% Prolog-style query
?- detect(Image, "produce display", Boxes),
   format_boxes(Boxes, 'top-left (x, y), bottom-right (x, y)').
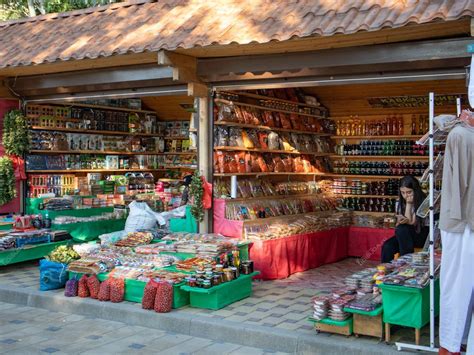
top-left (46, 245), bottom-right (80, 264)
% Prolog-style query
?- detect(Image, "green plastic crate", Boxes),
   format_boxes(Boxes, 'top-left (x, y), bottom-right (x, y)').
top-left (180, 271), bottom-right (259, 310)
top-left (379, 280), bottom-right (440, 329)
top-left (0, 240), bottom-right (72, 266)
top-left (68, 271), bottom-right (189, 309)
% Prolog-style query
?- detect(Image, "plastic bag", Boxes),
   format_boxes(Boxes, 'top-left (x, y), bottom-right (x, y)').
top-left (154, 281), bottom-right (173, 313)
top-left (241, 130), bottom-right (254, 149)
top-left (279, 113), bottom-right (292, 129)
top-left (217, 104), bottom-right (235, 122)
top-left (267, 132), bottom-right (280, 150)
top-left (142, 279), bottom-right (158, 310)
top-left (98, 279), bottom-right (111, 301)
top-left (87, 275), bottom-right (100, 299)
top-left (124, 201), bottom-right (159, 233)
top-left (64, 278), bottom-right (78, 297)
top-left (78, 275), bottom-right (90, 298)
top-left (235, 152), bottom-right (246, 173)
top-left (39, 259), bottom-right (68, 291)
top-left (110, 277), bottom-right (125, 303)
top-left (215, 127), bottom-right (229, 147)
top-left (229, 128), bottom-right (244, 147)
top-left (202, 176), bottom-right (213, 210)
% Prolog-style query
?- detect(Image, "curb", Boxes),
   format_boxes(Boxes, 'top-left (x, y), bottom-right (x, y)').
top-left (0, 284), bottom-right (409, 354)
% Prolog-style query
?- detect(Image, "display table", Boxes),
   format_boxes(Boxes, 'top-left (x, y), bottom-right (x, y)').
top-left (347, 226), bottom-right (394, 261)
top-left (51, 219), bottom-right (126, 242)
top-left (249, 227), bottom-right (348, 280)
top-left (380, 280), bottom-right (440, 345)
top-left (0, 240), bottom-right (72, 266)
top-left (169, 206), bottom-right (197, 233)
top-left (308, 317), bottom-right (353, 336)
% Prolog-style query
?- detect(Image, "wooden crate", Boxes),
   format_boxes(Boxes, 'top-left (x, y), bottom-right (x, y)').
top-left (353, 313), bottom-right (383, 338)
top-left (313, 318), bottom-right (353, 336)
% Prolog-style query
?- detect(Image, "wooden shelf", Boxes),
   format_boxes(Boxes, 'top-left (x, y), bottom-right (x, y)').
top-left (39, 101), bottom-right (156, 114)
top-left (231, 91), bottom-right (324, 110)
top-left (30, 126), bottom-right (162, 137)
top-left (214, 98), bottom-right (324, 119)
top-left (28, 150), bottom-right (196, 156)
top-left (326, 173), bottom-right (404, 179)
top-left (222, 193), bottom-right (321, 202)
top-left (331, 135), bottom-right (422, 140)
top-left (164, 136), bottom-right (190, 140)
top-left (352, 211), bottom-right (395, 216)
top-left (329, 155), bottom-right (429, 160)
top-left (214, 121), bottom-right (331, 136)
top-left (27, 167), bottom-right (196, 173)
top-left (239, 210), bottom-right (334, 225)
top-left (214, 146), bottom-right (331, 156)
top-left (214, 172), bottom-right (327, 177)
top-left (332, 194), bottom-right (398, 199)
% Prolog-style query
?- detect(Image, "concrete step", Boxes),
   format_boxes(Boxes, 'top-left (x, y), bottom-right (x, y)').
top-left (0, 283), bottom-right (410, 355)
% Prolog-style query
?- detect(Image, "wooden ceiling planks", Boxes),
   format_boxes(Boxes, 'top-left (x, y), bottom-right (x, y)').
top-left (303, 79), bottom-right (466, 117)
top-left (142, 95), bottom-right (193, 121)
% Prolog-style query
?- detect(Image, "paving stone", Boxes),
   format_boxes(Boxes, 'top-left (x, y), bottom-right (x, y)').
top-left (193, 341), bottom-right (241, 355)
top-left (41, 347), bottom-right (60, 353)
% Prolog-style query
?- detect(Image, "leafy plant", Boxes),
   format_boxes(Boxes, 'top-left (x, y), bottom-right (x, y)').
top-left (2, 109), bottom-right (30, 156)
top-left (0, 157), bottom-right (16, 206)
top-left (189, 170), bottom-right (204, 222)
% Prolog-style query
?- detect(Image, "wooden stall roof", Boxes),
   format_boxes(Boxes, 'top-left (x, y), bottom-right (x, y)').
top-left (0, 0), bottom-right (473, 75)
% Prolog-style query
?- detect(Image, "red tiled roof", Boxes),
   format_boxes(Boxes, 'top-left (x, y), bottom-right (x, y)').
top-left (1, 0), bottom-right (473, 68)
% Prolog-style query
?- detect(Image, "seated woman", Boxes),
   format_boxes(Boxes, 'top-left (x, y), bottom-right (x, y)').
top-left (381, 175), bottom-right (429, 263)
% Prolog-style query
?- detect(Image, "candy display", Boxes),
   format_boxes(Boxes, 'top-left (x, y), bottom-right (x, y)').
top-left (225, 196), bottom-right (337, 221)
top-left (113, 232), bottom-right (154, 247)
top-left (332, 160), bottom-right (428, 176)
top-left (53, 211), bottom-right (126, 225)
top-left (339, 197), bottom-right (397, 213)
top-left (331, 178), bottom-right (399, 196)
top-left (335, 140), bottom-right (429, 156)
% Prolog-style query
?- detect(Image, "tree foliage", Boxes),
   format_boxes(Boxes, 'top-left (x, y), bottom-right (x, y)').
top-left (0, 0), bottom-right (120, 21)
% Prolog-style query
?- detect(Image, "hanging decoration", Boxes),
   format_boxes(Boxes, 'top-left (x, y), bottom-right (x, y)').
top-left (2, 109), bottom-right (30, 156)
top-left (189, 170), bottom-right (204, 222)
top-left (0, 157), bottom-right (16, 206)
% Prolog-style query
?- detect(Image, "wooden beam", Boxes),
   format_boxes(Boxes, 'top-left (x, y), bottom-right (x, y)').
top-left (187, 82), bottom-right (208, 97)
top-left (158, 50), bottom-right (199, 82)
top-left (197, 96), bottom-right (210, 233)
top-left (0, 78), bottom-right (15, 99)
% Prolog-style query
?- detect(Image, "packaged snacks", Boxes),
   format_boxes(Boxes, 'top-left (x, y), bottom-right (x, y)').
top-left (154, 281), bottom-right (173, 313)
top-left (229, 127), bottom-right (244, 147)
top-left (97, 279), bottom-right (111, 301)
top-left (241, 130), bottom-right (255, 149)
top-left (215, 127), bottom-right (229, 147)
top-left (217, 103), bottom-right (236, 122)
top-left (235, 152), bottom-right (246, 173)
top-left (142, 279), bottom-right (158, 310)
top-left (87, 275), bottom-right (100, 299)
top-left (64, 279), bottom-right (78, 297)
top-left (256, 155), bottom-right (269, 172)
top-left (267, 132), bottom-right (280, 150)
top-left (262, 111), bottom-right (275, 127)
top-left (109, 277), bottom-right (125, 303)
top-left (78, 275), bottom-right (90, 298)
top-left (273, 156), bottom-right (286, 172)
top-left (279, 113), bottom-right (292, 129)
top-left (258, 131), bottom-right (269, 149)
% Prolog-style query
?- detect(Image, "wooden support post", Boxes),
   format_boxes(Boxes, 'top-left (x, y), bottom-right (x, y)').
top-left (385, 323), bottom-right (391, 343)
top-left (197, 95), bottom-right (210, 233)
top-left (415, 328), bottom-right (421, 345)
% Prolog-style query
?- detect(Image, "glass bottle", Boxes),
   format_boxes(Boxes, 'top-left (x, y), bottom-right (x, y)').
top-left (392, 114), bottom-right (398, 135)
top-left (386, 115), bottom-right (392, 135)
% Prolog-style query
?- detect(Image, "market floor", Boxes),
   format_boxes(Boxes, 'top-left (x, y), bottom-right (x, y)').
top-left (0, 301), bottom-right (288, 354)
top-left (0, 259), bottom-right (435, 353)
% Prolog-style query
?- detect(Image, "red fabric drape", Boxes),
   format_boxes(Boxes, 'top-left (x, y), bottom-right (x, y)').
top-left (347, 226), bottom-right (394, 261)
top-left (249, 227), bottom-right (349, 280)
top-left (213, 199), bottom-right (243, 238)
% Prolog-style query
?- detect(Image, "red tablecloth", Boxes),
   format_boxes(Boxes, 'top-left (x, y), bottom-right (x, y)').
top-left (347, 226), bottom-right (394, 262)
top-left (249, 227), bottom-right (349, 280)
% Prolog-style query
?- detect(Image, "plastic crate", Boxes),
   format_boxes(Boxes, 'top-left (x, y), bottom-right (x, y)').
top-left (16, 234), bottom-right (51, 248)
top-left (180, 271), bottom-right (259, 310)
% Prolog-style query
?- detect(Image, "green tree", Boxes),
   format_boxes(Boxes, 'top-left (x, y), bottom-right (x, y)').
top-left (0, 0), bottom-right (120, 21)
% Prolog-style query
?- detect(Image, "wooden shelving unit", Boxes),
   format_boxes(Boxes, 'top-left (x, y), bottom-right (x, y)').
top-left (214, 121), bottom-right (331, 136)
top-left (325, 173), bottom-right (404, 179)
top-left (29, 150), bottom-right (196, 156)
top-left (238, 210), bottom-right (335, 225)
top-left (233, 91), bottom-right (324, 110)
top-left (329, 155), bottom-right (429, 161)
top-left (333, 194), bottom-right (398, 199)
top-left (214, 146), bottom-right (332, 156)
top-left (26, 166), bottom-right (196, 173)
top-left (40, 101), bottom-right (156, 114)
top-left (222, 193), bottom-right (321, 202)
top-left (214, 172), bottom-right (327, 177)
top-left (30, 126), bottom-right (162, 137)
top-left (215, 98), bottom-right (324, 119)
top-left (331, 135), bottom-right (422, 140)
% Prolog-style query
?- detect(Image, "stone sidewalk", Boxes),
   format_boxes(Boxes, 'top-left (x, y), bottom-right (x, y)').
top-left (0, 301), bottom-right (289, 354)
top-left (0, 260), bottom-right (425, 354)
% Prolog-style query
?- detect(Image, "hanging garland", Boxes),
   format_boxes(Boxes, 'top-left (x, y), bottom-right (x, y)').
top-left (189, 170), bottom-right (204, 222)
top-left (0, 157), bottom-right (16, 206)
top-left (2, 109), bottom-right (30, 156)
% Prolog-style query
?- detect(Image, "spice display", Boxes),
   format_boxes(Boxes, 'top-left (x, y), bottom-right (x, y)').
top-left (332, 160), bottom-right (428, 176)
